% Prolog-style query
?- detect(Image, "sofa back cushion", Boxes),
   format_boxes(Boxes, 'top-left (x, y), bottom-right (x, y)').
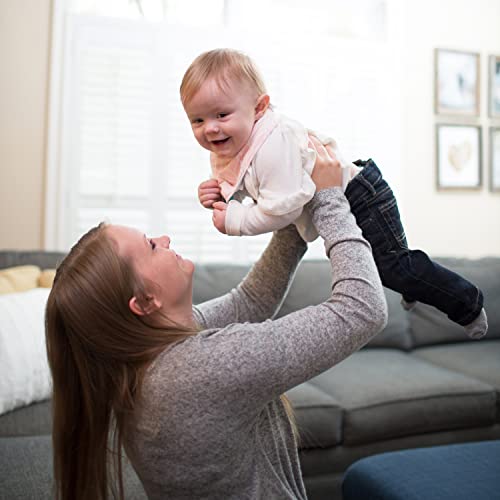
top-left (410, 257), bottom-right (500, 347)
top-left (193, 264), bottom-right (248, 304)
top-left (275, 261), bottom-right (412, 350)
top-left (0, 251), bottom-right (65, 272)
top-left (193, 260), bottom-right (413, 350)
top-left (8, 251), bottom-right (495, 351)
top-left (368, 287), bottom-right (412, 349)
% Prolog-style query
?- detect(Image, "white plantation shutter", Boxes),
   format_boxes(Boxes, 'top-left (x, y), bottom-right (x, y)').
top-left (53, 3), bottom-right (398, 262)
top-left (78, 48), bottom-right (153, 198)
top-left (62, 18), bottom-right (156, 241)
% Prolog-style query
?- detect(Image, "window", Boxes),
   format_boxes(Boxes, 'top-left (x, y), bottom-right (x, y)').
top-left (46, 0), bottom-right (399, 262)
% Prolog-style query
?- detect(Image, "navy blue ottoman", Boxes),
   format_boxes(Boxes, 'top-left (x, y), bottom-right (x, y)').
top-left (342, 440), bottom-right (500, 500)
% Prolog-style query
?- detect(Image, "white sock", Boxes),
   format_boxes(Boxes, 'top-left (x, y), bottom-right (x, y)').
top-left (464, 308), bottom-right (488, 339)
top-left (401, 297), bottom-right (417, 311)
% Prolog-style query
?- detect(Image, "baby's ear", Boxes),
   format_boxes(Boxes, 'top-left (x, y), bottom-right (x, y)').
top-left (129, 294), bottom-right (161, 316)
top-left (255, 94), bottom-right (270, 120)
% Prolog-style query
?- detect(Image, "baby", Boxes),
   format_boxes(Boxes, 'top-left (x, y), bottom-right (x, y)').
top-left (180, 48), bottom-right (487, 339)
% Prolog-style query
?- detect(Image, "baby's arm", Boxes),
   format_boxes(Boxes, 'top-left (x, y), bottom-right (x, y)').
top-left (198, 179), bottom-right (285, 235)
top-left (225, 200), bottom-right (302, 236)
top-left (212, 201), bottom-right (228, 234)
top-left (201, 182), bottom-right (293, 236)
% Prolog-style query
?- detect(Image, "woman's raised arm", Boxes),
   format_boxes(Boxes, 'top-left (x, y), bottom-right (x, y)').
top-left (189, 186), bottom-right (388, 416)
top-left (194, 224), bottom-right (307, 328)
top-left (186, 138), bottom-right (387, 413)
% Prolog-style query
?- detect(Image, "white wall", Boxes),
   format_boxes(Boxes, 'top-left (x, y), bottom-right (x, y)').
top-left (0, 0), bottom-right (52, 249)
top-left (397, 0), bottom-right (500, 257)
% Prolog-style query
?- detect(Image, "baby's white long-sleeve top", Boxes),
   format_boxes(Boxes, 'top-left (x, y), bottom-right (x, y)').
top-left (223, 110), bottom-right (360, 241)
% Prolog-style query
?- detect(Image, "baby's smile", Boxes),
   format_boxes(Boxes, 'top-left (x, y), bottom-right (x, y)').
top-left (211, 137), bottom-right (230, 146)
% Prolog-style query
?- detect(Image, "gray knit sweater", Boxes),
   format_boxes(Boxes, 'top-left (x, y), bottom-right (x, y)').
top-left (126, 188), bottom-right (387, 499)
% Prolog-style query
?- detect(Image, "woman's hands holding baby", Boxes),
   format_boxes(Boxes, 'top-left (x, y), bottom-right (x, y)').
top-left (309, 135), bottom-right (343, 191)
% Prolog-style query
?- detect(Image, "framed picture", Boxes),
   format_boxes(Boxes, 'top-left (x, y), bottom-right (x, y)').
top-left (436, 124), bottom-right (482, 190)
top-left (490, 127), bottom-right (500, 192)
top-left (489, 55), bottom-right (500, 118)
top-left (435, 49), bottom-right (480, 116)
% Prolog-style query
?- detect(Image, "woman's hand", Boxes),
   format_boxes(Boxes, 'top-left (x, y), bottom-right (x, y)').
top-left (309, 135), bottom-right (343, 191)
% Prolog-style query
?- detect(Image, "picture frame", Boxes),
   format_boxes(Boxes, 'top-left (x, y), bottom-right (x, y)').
top-left (436, 124), bottom-right (482, 190)
top-left (489, 55), bottom-right (500, 118)
top-left (490, 127), bottom-right (500, 192)
top-left (435, 48), bottom-right (480, 116)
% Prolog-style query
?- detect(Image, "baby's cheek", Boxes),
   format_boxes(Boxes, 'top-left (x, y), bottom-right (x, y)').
top-left (197, 137), bottom-right (211, 150)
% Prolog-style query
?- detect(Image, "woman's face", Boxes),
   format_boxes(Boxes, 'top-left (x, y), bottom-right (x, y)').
top-left (107, 225), bottom-right (195, 313)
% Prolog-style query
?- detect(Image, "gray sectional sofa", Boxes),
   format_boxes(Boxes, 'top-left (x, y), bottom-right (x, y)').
top-left (1, 250), bottom-right (499, 500)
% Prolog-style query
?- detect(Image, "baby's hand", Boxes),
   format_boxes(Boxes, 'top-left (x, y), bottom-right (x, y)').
top-left (212, 201), bottom-right (227, 234)
top-left (198, 179), bottom-right (222, 209)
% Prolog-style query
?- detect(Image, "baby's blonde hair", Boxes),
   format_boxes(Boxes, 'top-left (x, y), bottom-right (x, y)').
top-left (180, 48), bottom-right (267, 106)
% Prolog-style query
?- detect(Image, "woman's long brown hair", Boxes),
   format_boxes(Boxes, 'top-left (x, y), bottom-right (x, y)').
top-left (45, 223), bottom-right (197, 500)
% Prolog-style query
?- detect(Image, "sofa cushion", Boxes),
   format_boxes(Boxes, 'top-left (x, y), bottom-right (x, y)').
top-left (275, 261), bottom-right (332, 318)
top-left (413, 341), bottom-right (500, 391)
top-left (0, 400), bottom-right (52, 437)
top-left (309, 349), bottom-right (496, 445)
top-left (0, 436), bottom-right (54, 499)
top-left (276, 261), bottom-right (412, 350)
top-left (194, 260), bottom-right (413, 350)
top-left (0, 435), bottom-right (147, 499)
top-left (413, 340), bottom-right (500, 419)
top-left (193, 264), bottom-right (248, 305)
top-left (366, 288), bottom-right (412, 350)
top-left (410, 257), bottom-right (500, 347)
top-left (0, 250), bottom-right (66, 271)
top-left (286, 382), bottom-right (343, 449)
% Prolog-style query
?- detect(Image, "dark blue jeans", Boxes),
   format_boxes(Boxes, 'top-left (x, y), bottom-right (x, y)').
top-left (345, 159), bottom-right (483, 326)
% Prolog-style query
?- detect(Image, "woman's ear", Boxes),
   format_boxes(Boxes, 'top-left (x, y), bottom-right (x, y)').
top-left (254, 94), bottom-right (270, 120)
top-left (129, 294), bottom-right (161, 316)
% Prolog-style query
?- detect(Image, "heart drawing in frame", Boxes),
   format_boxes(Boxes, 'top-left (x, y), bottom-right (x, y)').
top-left (448, 141), bottom-right (472, 171)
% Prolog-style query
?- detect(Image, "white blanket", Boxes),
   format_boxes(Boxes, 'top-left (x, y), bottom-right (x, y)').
top-left (0, 288), bottom-right (51, 415)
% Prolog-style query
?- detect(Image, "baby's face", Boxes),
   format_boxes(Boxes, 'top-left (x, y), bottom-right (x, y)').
top-left (183, 77), bottom-right (259, 159)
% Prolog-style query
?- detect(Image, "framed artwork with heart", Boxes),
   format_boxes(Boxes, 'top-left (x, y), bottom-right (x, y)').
top-left (490, 127), bottom-right (500, 192)
top-left (489, 55), bottom-right (500, 118)
top-left (435, 49), bottom-right (480, 116)
top-left (436, 124), bottom-right (482, 190)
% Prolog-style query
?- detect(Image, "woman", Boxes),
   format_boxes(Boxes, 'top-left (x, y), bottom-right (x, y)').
top-left (45, 138), bottom-right (387, 500)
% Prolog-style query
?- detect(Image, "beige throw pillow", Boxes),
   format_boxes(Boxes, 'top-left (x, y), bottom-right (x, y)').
top-left (0, 266), bottom-right (41, 295)
top-left (38, 269), bottom-right (56, 288)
